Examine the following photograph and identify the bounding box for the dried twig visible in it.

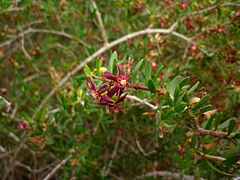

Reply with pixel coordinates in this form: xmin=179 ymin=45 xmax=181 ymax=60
xmin=0 ymin=28 xmax=90 ymax=48
xmin=0 ymin=6 xmax=24 ymax=14
xmin=198 ymin=128 xmax=237 ymax=138
xmin=0 ymin=95 xmax=11 ymax=112
xmin=90 ymin=0 xmax=108 ymax=45
xmin=43 ymin=154 xmax=72 ymax=180
xmin=101 ymin=136 xmax=121 ymax=177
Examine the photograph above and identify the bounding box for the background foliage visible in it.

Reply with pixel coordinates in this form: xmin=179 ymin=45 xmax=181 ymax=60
xmin=0 ymin=0 xmax=240 ymax=179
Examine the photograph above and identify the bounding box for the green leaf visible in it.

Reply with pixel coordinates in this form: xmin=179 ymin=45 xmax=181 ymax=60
xmin=223 ymin=144 xmax=240 ymax=158
xmin=84 ymin=64 xmax=92 ymax=77
xmin=200 ymin=105 xmax=213 ymax=113
xmin=96 ymin=57 xmax=102 ymax=74
xmin=175 ymin=91 xmax=187 ymax=105
xmin=166 ymin=92 xmax=173 ymax=106
xmin=46 ymin=135 xmax=54 ymax=144
xmin=222 ymin=155 xmax=240 ymax=167
xmin=153 ymin=65 xmax=163 ymax=82
xmin=132 ymin=59 xmax=143 ymax=78
xmin=169 ymin=75 xmax=182 ymax=97
xmin=187 ymin=81 xmax=199 ymax=95
xmin=206 ymin=160 xmax=234 ymax=176
xmin=145 ymin=60 xmax=151 ymax=81
xmin=192 ymin=95 xmax=210 ymax=111
xmin=148 ymin=79 xmax=156 ymax=93
xmin=218 ymin=117 xmax=237 ymax=129
xmin=162 ymin=68 xmax=171 ymax=82
xmin=214 ymin=112 xmax=223 ymax=129
xmin=109 ymin=51 xmax=117 ymax=74
xmin=204 ymin=114 xmax=215 ymax=130
xmin=174 ymin=103 xmax=186 ymax=112
xmin=179 ymin=77 xmax=189 ymax=89
xmin=228 ymin=119 xmax=236 ymax=135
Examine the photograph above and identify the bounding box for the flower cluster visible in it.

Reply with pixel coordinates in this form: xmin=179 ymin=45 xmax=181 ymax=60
xmin=87 ymin=63 xmax=148 ymax=113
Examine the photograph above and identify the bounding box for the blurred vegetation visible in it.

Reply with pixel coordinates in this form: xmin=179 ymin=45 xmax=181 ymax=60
xmin=0 ymin=0 xmax=240 ymax=179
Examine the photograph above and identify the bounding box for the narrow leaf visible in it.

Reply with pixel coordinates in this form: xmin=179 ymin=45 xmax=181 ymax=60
xmin=222 ymin=155 xmax=240 ymax=167
xmin=228 ymin=119 xmax=236 ymax=135
xmin=218 ymin=117 xmax=237 ymax=129
xmin=206 ymin=160 xmax=234 ymax=176
xmin=153 ymin=65 xmax=163 ymax=82
xmin=187 ymin=81 xmax=199 ymax=95
xmin=109 ymin=51 xmax=117 ymax=73
xmin=148 ymin=79 xmax=156 ymax=93
xmin=145 ymin=60 xmax=151 ymax=81
xmin=192 ymin=95 xmax=210 ymax=111
xmin=179 ymin=77 xmax=189 ymax=89
xmin=84 ymin=64 xmax=92 ymax=77
xmin=174 ymin=103 xmax=186 ymax=112
xmin=132 ymin=59 xmax=144 ymax=77
xmin=169 ymin=75 xmax=182 ymax=97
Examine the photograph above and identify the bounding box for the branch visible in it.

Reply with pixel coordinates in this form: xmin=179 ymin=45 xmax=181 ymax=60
xmin=200 ymin=152 xmax=240 ymax=166
xmin=90 ymin=0 xmax=108 ymax=45
xmin=0 ymin=95 xmax=11 ymax=112
xmin=0 ymin=28 xmax=90 ymax=48
xmin=198 ymin=128 xmax=237 ymax=138
xmin=43 ymin=154 xmax=72 ymax=180
xmin=137 ymin=171 xmax=206 ymax=180
xmin=181 ymin=3 xmax=240 ymax=21
xmin=101 ymin=135 xmax=121 ymax=177
xmin=34 ymin=26 xmax=207 ymax=117
xmin=126 ymin=95 xmax=158 ymax=110
xmin=0 ymin=6 xmax=24 ymax=14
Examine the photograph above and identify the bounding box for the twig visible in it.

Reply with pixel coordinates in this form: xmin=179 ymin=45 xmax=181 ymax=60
xmin=0 ymin=6 xmax=24 ymax=14
xmin=137 ymin=171 xmax=206 ymax=180
xmin=180 ymin=3 xmax=240 ymax=21
xmin=0 ymin=27 xmax=90 ymax=48
xmin=43 ymin=154 xmax=72 ymax=180
xmin=0 ymin=95 xmax=11 ymax=112
xmin=136 ymin=140 xmax=156 ymax=156
xmin=126 ymin=95 xmax=158 ymax=110
xmin=198 ymin=128 xmax=237 ymax=138
xmin=90 ymin=0 xmax=108 ymax=45
xmin=119 ymin=137 xmax=138 ymax=154
xmin=35 ymin=26 xmax=208 ymax=117
xmin=200 ymin=152 xmax=240 ymax=166
xmin=20 ymin=26 xmax=32 ymax=60
xmin=192 ymin=118 xmax=201 ymax=163
xmin=101 ymin=135 xmax=121 ymax=177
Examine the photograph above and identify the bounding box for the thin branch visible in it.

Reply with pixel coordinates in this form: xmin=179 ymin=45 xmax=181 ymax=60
xmin=0 ymin=95 xmax=11 ymax=112
xmin=200 ymin=152 xmax=240 ymax=166
xmin=198 ymin=128 xmax=237 ymax=138
xmin=0 ymin=6 xmax=24 ymax=14
xmin=180 ymin=3 xmax=240 ymax=21
xmin=43 ymin=154 xmax=72 ymax=180
xmin=101 ymin=136 xmax=121 ymax=177
xmin=0 ymin=28 xmax=90 ymax=48
xmin=137 ymin=171 xmax=206 ymax=180
xmin=90 ymin=0 xmax=108 ymax=45
xmin=126 ymin=95 xmax=158 ymax=110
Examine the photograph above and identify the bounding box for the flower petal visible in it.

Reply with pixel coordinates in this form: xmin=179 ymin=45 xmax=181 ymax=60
xmin=130 ymin=84 xmax=149 ymax=90
xmin=87 ymin=76 xmax=96 ymax=91
xmin=104 ymin=71 xmax=118 ymax=81
xmin=98 ymin=84 xmax=108 ymax=94
xmin=115 ymin=93 xmax=127 ymax=104
xmin=117 ymin=63 xmax=124 ymax=76
xmin=107 ymin=84 xmax=119 ymax=97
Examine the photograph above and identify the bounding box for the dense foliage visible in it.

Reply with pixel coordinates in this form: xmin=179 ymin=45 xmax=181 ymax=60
xmin=0 ymin=0 xmax=240 ymax=179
